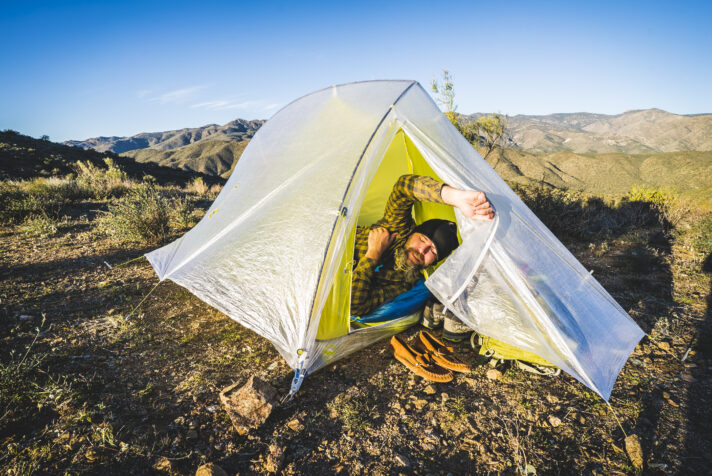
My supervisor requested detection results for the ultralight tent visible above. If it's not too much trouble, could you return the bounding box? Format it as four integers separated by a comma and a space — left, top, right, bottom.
146, 80, 644, 401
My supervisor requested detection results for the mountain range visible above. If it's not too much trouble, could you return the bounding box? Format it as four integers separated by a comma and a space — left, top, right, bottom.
61, 109, 712, 204
466, 108, 712, 154
67, 109, 712, 158
64, 119, 264, 154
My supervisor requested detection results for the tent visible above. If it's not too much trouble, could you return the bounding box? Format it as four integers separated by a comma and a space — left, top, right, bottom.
146, 80, 644, 401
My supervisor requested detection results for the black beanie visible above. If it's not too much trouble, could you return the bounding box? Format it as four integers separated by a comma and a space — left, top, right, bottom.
412, 219, 459, 261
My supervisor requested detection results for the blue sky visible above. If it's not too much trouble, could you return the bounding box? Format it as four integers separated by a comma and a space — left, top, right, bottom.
1, 0, 710, 141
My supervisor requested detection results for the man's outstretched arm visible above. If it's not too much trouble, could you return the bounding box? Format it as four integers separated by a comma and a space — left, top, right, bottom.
380, 174, 494, 231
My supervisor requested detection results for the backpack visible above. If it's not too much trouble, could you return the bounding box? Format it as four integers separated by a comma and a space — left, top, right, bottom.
471, 333, 561, 376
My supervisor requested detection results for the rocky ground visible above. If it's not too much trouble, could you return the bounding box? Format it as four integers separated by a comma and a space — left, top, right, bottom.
1, 192, 711, 475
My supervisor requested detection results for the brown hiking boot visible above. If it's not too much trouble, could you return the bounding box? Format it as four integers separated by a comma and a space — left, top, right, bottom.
442, 311, 473, 342
415, 330, 471, 373
390, 336, 453, 382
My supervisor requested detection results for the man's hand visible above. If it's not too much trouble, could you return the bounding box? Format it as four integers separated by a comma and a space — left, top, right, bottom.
365, 227, 397, 261
441, 185, 495, 220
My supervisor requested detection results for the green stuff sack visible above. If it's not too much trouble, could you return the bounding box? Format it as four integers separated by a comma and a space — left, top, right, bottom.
471, 333, 561, 376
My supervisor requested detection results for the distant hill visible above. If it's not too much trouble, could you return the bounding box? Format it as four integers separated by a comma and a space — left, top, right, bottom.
121, 140, 249, 178
484, 147, 712, 207
0, 130, 217, 185
64, 119, 264, 154
57, 108, 712, 208
466, 109, 712, 154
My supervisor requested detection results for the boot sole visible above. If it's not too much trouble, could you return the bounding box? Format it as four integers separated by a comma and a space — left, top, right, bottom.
441, 330, 471, 342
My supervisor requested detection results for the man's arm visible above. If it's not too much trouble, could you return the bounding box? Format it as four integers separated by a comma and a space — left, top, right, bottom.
351, 227, 397, 316
379, 174, 447, 232
440, 185, 495, 220
380, 174, 494, 230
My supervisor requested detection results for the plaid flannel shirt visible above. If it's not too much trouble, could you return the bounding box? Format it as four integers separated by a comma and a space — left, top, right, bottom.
350, 174, 446, 316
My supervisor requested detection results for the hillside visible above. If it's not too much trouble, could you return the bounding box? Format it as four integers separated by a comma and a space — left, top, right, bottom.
64, 119, 263, 154
0, 130, 218, 185
121, 140, 249, 178
485, 147, 712, 208
467, 109, 712, 154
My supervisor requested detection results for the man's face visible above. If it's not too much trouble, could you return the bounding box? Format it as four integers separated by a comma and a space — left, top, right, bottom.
404, 232, 438, 268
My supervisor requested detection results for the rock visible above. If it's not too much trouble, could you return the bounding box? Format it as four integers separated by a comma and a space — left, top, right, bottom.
394, 453, 410, 467
267, 361, 278, 371
195, 462, 228, 476
625, 434, 644, 471
629, 357, 645, 367
657, 341, 671, 352
545, 394, 559, 404
264, 444, 285, 473
206, 404, 219, 413
413, 399, 428, 411
548, 415, 562, 427
154, 457, 174, 473
18, 314, 34, 321
286, 418, 302, 431
219, 375, 279, 435
423, 384, 436, 395
486, 369, 502, 380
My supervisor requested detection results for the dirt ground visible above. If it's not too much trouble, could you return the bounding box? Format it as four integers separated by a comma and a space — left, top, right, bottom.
2, 197, 711, 475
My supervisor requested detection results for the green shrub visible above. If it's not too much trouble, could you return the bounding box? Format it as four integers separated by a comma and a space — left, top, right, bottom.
20, 176, 84, 202
511, 183, 667, 239
96, 183, 170, 244
625, 185, 687, 228
170, 195, 195, 229
0, 177, 88, 224
690, 215, 712, 255
74, 158, 131, 199
0, 182, 33, 224
20, 214, 58, 237
627, 185, 677, 207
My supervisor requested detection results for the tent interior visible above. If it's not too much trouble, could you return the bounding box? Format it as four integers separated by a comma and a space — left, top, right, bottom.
316, 129, 459, 341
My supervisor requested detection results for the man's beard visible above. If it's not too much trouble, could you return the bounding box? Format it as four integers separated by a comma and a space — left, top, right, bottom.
394, 246, 423, 282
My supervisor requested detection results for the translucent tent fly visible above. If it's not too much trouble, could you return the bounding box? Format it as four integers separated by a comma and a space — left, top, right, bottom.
146, 80, 644, 401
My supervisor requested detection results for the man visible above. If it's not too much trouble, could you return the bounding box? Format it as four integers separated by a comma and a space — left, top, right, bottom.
351, 174, 494, 339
